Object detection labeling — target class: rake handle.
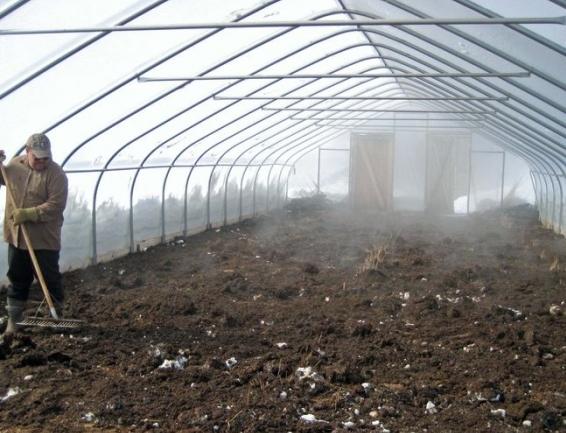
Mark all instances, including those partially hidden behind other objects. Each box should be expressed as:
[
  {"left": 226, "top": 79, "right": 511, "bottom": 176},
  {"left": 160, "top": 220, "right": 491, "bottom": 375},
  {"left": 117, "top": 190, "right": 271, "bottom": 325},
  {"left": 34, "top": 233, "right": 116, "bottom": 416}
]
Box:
[{"left": 0, "top": 163, "right": 59, "bottom": 320}]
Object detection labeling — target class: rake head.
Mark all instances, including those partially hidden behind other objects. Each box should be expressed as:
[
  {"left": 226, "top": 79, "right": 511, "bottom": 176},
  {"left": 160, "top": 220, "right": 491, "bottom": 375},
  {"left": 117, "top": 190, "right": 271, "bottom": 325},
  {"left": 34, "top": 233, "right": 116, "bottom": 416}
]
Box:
[{"left": 17, "top": 316, "right": 84, "bottom": 329}]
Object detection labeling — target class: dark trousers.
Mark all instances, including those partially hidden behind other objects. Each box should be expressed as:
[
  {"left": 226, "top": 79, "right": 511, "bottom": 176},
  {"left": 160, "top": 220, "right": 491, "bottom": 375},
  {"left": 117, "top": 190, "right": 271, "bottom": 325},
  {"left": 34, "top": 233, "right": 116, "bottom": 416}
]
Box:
[{"left": 6, "top": 244, "right": 63, "bottom": 304}]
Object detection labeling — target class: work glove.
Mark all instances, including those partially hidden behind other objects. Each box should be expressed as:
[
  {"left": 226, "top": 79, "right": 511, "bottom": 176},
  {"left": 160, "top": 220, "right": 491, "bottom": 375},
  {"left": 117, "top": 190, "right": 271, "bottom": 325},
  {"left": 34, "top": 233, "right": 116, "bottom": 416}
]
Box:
[{"left": 12, "top": 207, "right": 39, "bottom": 225}]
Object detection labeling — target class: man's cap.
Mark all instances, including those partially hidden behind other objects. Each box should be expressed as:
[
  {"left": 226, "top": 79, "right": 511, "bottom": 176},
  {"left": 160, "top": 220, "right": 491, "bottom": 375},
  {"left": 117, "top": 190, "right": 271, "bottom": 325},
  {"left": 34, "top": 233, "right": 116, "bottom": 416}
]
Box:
[{"left": 26, "top": 133, "right": 51, "bottom": 159}]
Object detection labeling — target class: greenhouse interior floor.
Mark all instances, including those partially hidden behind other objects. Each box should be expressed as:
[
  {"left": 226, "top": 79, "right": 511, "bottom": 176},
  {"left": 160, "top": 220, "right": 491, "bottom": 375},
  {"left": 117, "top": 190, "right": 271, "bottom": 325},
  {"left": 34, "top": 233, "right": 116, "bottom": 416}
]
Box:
[{"left": 0, "top": 198, "right": 564, "bottom": 433}]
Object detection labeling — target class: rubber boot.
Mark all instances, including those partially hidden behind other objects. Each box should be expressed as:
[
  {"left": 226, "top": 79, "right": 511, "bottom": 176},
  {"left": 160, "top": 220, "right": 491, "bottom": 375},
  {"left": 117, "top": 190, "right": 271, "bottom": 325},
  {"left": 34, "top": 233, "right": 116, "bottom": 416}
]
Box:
[{"left": 4, "top": 298, "right": 25, "bottom": 336}]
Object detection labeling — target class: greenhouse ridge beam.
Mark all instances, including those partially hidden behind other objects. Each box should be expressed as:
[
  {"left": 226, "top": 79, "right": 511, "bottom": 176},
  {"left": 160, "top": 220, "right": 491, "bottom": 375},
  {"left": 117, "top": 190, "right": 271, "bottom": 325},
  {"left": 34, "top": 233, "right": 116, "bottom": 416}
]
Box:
[
  {"left": 1, "top": 16, "right": 564, "bottom": 35},
  {"left": 138, "top": 72, "right": 530, "bottom": 81},
  {"left": 324, "top": 125, "right": 478, "bottom": 130},
  {"left": 64, "top": 162, "right": 291, "bottom": 174},
  {"left": 265, "top": 108, "right": 497, "bottom": 114},
  {"left": 292, "top": 116, "right": 487, "bottom": 121},
  {"left": 215, "top": 95, "right": 508, "bottom": 101}
]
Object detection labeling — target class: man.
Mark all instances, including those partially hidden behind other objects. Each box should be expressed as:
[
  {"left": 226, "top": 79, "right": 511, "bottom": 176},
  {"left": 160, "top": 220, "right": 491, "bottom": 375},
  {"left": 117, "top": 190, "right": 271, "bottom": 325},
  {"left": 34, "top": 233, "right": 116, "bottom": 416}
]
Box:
[{"left": 0, "top": 133, "right": 68, "bottom": 337}]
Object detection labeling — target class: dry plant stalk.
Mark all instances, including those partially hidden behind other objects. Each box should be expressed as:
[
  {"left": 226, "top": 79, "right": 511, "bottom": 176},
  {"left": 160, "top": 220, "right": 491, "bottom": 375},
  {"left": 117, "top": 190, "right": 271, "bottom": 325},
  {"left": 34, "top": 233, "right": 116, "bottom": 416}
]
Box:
[{"left": 358, "top": 244, "right": 388, "bottom": 273}]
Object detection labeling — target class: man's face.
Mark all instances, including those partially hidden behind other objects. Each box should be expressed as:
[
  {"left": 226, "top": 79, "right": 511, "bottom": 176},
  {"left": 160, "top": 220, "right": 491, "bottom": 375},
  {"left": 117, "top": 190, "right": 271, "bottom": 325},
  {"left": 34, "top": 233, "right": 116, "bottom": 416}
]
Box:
[{"left": 26, "top": 148, "right": 50, "bottom": 171}]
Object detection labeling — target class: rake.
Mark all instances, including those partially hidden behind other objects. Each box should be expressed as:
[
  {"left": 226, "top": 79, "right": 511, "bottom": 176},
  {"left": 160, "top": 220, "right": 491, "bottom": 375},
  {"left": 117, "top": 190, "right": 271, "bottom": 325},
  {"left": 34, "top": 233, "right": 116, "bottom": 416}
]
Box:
[{"left": 1, "top": 164, "right": 83, "bottom": 330}]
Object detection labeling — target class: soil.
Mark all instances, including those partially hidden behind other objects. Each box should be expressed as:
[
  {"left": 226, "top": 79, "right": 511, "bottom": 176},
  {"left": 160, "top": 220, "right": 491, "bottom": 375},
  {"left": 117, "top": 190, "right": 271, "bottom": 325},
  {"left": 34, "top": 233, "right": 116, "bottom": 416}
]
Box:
[{"left": 0, "top": 199, "right": 564, "bottom": 433}]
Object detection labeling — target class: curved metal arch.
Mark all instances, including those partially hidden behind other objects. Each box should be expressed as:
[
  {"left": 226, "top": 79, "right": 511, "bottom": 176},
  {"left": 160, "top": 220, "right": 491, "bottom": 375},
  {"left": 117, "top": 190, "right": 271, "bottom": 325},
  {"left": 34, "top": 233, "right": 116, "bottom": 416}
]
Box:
[
  {"left": 8, "top": 4, "right": 562, "bottom": 169},
  {"left": 43, "top": 9, "right": 564, "bottom": 256},
  {"left": 466, "top": 116, "right": 562, "bottom": 229},
  {"left": 0, "top": 0, "right": 29, "bottom": 20},
  {"left": 220, "top": 68, "right": 493, "bottom": 224},
  {"left": 346, "top": 30, "right": 566, "bottom": 133},
  {"left": 480, "top": 117, "right": 565, "bottom": 229},
  {"left": 65, "top": 9, "right": 380, "bottom": 258},
  {"left": 62, "top": 14, "right": 564, "bottom": 179},
  {"left": 282, "top": 119, "right": 558, "bottom": 227},
  {"left": 82, "top": 0, "right": 283, "bottom": 261},
  {"left": 336, "top": 0, "right": 408, "bottom": 105},
  {"left": 220, "top": 19, "right": 564, "bottom": 226},
  {"left": 480, "top": 124, "right": 560, "bottom": 229},
  {"left": 205, "top": 40, "right": 565, "bottom": 226},
  {"left": 54, "top": 0, "right": 281, "bottom": 166},
  {"left": 213, "top": 61, "right": 482, "bottom": 225},
  {"left": 217, "top": 47, "right": 565, "bottom": 226},
  {"left": 452, "top": 0, "right": 566, "bottom": 57},
  {"left": 0, "top": 0, "right": 169, "bottom": 101},
  {"left": 251, "top": 127, "right": 347, "bottom": 212},
  {"left": 217, "top": 69, "right": 408, "bottom": 225},
  {"left": 322, "top": 13, "right": 566, "bottom": 131},
  {"left": 266, "top": 77, "right": 566, "bottom": 226},
  {"left": 278, "top": 10, "right": 566, "bottom": 134},
  {"left": 241, "top": 45, "right": 566, "bottom": 171},
  {"left": 130, "top": 8, "right": 367, "bottom": 245},
  {"left": 72, "top": 23, "right": 564, "bottom": 186},
  {"left": 378, "top": 0, "right": 566, "bottom": 96},
  {"left": 333, "top": 35, "right": 566, "bottom": 152}
]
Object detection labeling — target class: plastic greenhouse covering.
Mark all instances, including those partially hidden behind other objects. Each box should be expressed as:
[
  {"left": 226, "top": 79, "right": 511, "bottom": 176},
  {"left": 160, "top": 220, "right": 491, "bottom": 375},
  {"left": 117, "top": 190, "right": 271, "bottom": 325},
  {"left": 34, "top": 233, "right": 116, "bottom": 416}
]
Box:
[{"left": 0, "top": 0, "right": 564, "bottom": 276}]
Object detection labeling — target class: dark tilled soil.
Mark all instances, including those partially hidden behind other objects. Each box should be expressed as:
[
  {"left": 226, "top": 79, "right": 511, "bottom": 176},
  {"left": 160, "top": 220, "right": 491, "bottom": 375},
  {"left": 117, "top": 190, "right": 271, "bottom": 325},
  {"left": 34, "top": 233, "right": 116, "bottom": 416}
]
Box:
[{"left": 0, "top": 201, "right": 564, "bottom": 433}]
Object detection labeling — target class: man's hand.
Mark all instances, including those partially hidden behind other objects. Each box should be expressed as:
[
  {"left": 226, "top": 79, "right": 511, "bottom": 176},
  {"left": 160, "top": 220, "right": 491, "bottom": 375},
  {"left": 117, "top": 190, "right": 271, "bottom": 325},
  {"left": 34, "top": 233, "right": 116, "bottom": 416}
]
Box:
[{"left": 12, "top": 207, "right": 39, "bottom": 225}]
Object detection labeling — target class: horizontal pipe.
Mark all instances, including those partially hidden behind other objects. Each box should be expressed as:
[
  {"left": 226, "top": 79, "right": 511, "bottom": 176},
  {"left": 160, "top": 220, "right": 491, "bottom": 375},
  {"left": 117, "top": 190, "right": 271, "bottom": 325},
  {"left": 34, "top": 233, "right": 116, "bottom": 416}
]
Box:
[
  {"left": 64, "top": 162, "right": 291, "bottom": 174},
  {"left": 317, "top": 121, "right": 481, "bottom": 126},
  {"left": 215, "top": 95, "right": 507, "bottom": 101},
  {"left": 264, "top": 107, "right": 497, "bottom": 114},
  {"left": 292, "top": 116, "right": 486, "bottom": 121},
  {"left": 329, "top": 125, "right": 479, "bottom": 130},
  {"left": 471, "top": 150, "right": 504, "bottom": 154},
  {"left": 1, "top": 17, "right": 564, "bottom": 36},
  {"left": 138, "top": 71, "right": 531, "bottom": 81}
]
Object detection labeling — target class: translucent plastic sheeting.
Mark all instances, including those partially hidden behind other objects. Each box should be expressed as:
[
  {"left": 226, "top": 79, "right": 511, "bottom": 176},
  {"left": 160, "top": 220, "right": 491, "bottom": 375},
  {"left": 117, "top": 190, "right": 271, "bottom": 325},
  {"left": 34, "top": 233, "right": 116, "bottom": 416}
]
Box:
[
  {"left": 471, "top": 0, "right": 566, "bottom": 41},
  {"left": 51, "top": 173, "right": 97, "bottom": 270},
  {"left": 107, "top": 96, "right": 235, "bottom": 168},
  {"left": 426, "top": 132, "right": 470, "bottom": 214},
  {"left": 241, "top": 166, "right": 262, "bottom": 216},
  {"left": 537, "top": 172, "right": 557, "bottom": 230},
  {"left": 225, "top": 166, "right": 246, "bottom": 224},
  {"left": 253, "top": 166, "right": 270, "bottom": 214},
  {"left": 468, "top": 151, "right": 503, "bottom": 212},
  {"left": 208, "top": 167, "right": 231, "bottom": 228},
  {"left": 266, "top": 165, "right": 287, "bottom": 209},
  {"left": 185, "top": 166, "right": 214, "bottom": 233},
  {"left": 91, "top": 171, "right": 135, "bottom": 260},
  {"left": 347, "top": 1, "right": 566, "bottom": 135},
  {"left": 259, "top": 126, "right": 329, "bottom": 166},
  {"left": 472, "top": 134, "right": 535, "bottom": 205},
  {"left": 0, "top": 0, "right": 563, "bottom": 273},
  {"left": 163, "top": 167, "right": 192, "bottom": 237},
  {"left": 181, "top": 108, "right": 276, "bottom": 166},
  {"left": 288, "top": 150, "right": 318, "bottom": 198},
  {"left": 132, "top": 167, "right": 169, "bottom": 246},
  {"left": 318, "top": 149, "right": 350, "bottom": 201},
  {"left": 219, "top": 112, "right": 297, "bottom": 164},
  {"left": 0, "top": 0, "right": 146, "bottom": 89},
  {"left": 393, "top": 131, "right": 427, "bottom": 211}
]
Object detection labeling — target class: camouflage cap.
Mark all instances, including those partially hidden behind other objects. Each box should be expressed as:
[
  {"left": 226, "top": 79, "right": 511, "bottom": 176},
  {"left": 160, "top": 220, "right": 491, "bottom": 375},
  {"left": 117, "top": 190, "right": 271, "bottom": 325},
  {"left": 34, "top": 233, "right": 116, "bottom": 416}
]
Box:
[{"left": 26, "top": 133, "right": 51, "bottom": 159}]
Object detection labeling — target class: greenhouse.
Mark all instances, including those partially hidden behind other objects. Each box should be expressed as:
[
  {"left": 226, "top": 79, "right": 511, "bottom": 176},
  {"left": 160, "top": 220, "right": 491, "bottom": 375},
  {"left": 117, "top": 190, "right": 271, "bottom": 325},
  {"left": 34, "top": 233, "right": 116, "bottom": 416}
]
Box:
[{"left": 0, "top": 1, "right": 564, "bottom": 432}]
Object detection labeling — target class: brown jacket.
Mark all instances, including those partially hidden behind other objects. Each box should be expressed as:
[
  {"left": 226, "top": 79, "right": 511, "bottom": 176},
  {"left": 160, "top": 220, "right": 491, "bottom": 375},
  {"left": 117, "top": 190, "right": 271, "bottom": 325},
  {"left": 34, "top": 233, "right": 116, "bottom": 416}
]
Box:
[{"left": 1, "top": 156, "right": 68, "bottom": 251}]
